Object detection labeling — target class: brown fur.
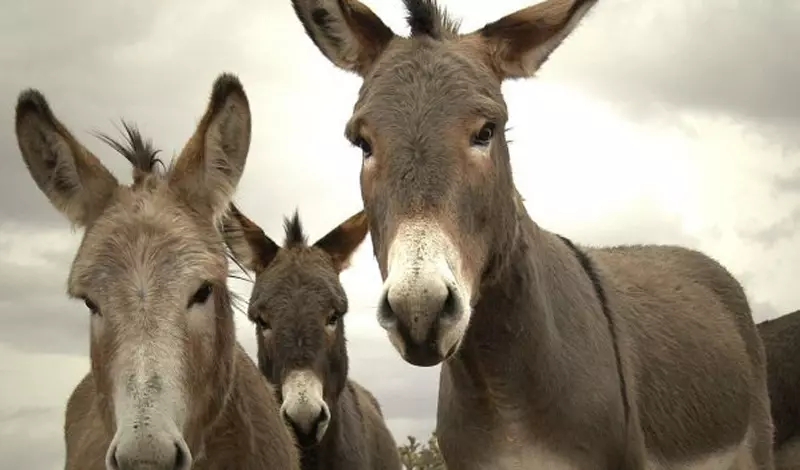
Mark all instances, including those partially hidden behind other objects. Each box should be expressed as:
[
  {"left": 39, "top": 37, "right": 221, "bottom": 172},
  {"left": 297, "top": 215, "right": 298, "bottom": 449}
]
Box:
[
  {"left": 290, "top": 0, "right": 775, "bottom": 468},
  {"left": 759, "top": 311, "right": 800, "bottom": 470},
  {"left": 14, "top": 74, "right": 299, "bottom": 470},
  {"left": 223, "top": 206, "right": 401, "bottom": 470}
]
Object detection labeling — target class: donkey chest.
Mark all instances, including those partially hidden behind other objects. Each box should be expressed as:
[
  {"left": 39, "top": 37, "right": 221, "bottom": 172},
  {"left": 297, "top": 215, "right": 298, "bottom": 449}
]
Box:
[
  {"left": 449, "top": 421, "right": 581, "bottom": 470},
  {"left": 479, "top": 445, "right": 577, "bottom": 470}
]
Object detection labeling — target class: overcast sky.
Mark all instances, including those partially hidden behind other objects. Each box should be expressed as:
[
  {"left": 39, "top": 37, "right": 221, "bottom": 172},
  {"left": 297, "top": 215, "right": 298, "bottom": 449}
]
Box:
[{"left": 1, "top": 0, "right": 798, "bottom": 468}]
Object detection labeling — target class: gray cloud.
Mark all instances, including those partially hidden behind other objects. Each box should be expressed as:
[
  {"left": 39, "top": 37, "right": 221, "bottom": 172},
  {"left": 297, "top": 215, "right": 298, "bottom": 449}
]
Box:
[
  {"left": 0, "top": 406, "right": 65, "bottom": 468},
  {"left": 547, "top": 0, "right": 800, "bottom": 125}
]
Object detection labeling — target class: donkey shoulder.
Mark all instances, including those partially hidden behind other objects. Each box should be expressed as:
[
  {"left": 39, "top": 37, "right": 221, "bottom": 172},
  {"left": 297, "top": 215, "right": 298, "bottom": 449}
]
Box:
[
  {"left": 343, "top": 379, "right": 402, "bottom": 468},
  {"left": 348, "top": 379, "right": 385, "bottom": 418}
]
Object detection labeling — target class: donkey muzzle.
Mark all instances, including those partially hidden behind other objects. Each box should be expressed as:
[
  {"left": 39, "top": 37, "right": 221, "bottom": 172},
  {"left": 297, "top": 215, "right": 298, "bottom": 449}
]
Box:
[{"left": 280, "top": 369, "right": 331, "bottom": 446}]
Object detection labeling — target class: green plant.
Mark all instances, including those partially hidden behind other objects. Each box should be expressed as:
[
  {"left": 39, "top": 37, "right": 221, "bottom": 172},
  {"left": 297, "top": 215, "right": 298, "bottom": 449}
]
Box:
[{"left": 398, "top": 432, "right": 446, "bottom": 469}]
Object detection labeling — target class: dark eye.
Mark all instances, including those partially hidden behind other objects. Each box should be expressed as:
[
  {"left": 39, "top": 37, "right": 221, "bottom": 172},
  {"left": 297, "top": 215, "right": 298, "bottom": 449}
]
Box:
[
  {"left": 354, "top": 137, "right": 373, "bottom": 158},
  {"left": 84, "top": 298, "right": 100, "bottom": 316},
  {"left": 188, "top": 282, "right": 213, "bottom": 308},
  {"left": 326, "top": 310, "right": 342, "bottom": 327},
  {"left": 254, "top": 317, "right": 272, "bottom": 331},
  {"left": 471, "top": 122, "right": 496, "bottom": 146}
]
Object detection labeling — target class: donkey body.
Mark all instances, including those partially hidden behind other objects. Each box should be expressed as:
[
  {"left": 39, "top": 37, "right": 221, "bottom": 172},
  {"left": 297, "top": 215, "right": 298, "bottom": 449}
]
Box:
[
  {"left": 14, "top": 74, "right": 299, "bottom": 470},
  {"left": 224, "top": 207, "right": 401, "bottom": 470},
  {"left": 290, "top": 0, "right": 774, "bottom": 468},
  {"left": 759, "top": 310, "right": 800, "bottom": 470}
]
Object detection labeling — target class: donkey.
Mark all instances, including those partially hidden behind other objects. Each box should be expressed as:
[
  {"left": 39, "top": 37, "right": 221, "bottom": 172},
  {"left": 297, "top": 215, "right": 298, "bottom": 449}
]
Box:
[
  {"left": 14, "top": 73, "right": 300, "bottom": 470},
  {"left": 223, "top": 205, "right": 402, "bottom": 470},
  {"left": 290, "top": 0, "right": 775, "bottom": 468},
  {"left": 759, "top": 310, "right": 800, "bottom": 470}
]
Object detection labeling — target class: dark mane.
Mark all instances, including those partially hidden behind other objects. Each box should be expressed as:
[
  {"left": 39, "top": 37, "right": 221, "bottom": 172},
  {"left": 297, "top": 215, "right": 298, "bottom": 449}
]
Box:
[
  {"left": 94, "top": 120, "right": 163, "bottom": 179},
  {"left": 283, "top": 210, "right": 308, "bottom": 246},
  {"left": 403, "top": 0, "right": 460, "bottom": 39}
]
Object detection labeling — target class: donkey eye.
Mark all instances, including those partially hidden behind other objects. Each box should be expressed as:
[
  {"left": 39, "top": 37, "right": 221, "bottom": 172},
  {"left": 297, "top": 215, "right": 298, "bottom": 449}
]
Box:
[
  {"left": 353, "top": 137, "right": 373, "bottom": 159},
  {"left": 254, "top": 317, "right": 271, "bottom": 331},
  {"left": 326, "top": 310, "right": 342, "bottom": 327},
  {"left": 84, "top": 298, "right": 100, "bottom": 316},
  {"left": 471, "top": 122, "right": 496, "bottom": 147},
  {"left": 189, "top": 282, "right": 213, "bottom": 307}
]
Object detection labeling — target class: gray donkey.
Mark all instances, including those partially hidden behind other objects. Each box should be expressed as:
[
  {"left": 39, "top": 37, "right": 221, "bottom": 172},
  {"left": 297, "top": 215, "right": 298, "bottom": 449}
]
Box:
[
  {"left": 14, "top": 74, "right": 300, "bottom": 470},
  {"left": 289, "top": 0, "right": 774, "bottom": 468},
  {"left": 759, "top": 310, "right": 800, "bottom": 470},
  {"left": 224, "top": 205, "right": 402, "bottom": 470}
]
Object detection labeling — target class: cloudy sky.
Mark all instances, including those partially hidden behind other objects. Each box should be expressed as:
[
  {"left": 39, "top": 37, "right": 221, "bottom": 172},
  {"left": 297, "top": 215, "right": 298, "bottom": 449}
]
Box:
[{"left": 1, "top": 0, "right": 798, "bottom": 467}]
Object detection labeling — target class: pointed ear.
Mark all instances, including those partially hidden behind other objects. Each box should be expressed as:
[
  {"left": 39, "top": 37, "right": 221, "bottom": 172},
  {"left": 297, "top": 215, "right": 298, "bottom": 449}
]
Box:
[
  {"left": 222, "top": 204, "right": 280, "bottom": 274},
  {"left": 469, "top": 0, "right": 597, "bottom": 80},
  {"left": 291, "top": 0, "right": 397, "bottom": 76},
  {"left": 15, "top": 89, "right": 119, "bottom": 227},
  {"left": 169, "top": 73, "right": 251, "bottom": 222},
  {"left": 313, "top": 210, "right": 369, "bottom": 272}
]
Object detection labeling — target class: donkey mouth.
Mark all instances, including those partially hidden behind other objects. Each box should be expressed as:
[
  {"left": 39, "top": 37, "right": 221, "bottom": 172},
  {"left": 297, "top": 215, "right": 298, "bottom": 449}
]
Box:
[
  {"left": 403, "top": 340, "right": 446, "bottom": 367},
  {"left": 442, "top": 340, "right": 461, "bottom": 362}
]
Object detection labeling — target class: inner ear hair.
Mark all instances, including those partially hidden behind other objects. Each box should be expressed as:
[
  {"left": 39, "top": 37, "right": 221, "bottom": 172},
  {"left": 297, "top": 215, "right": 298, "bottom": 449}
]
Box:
[{"left": 222, "top": 204, "right": 279, "bottom": 274}]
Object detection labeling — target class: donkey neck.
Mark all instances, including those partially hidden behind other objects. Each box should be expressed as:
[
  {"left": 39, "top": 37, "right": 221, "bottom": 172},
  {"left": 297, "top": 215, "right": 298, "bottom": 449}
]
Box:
[
  {"left": 447, "top": 212, "right": 607, "bottom": 419},
  {"left": 193, "top": 348, "right": 273, "bottom": 469}
]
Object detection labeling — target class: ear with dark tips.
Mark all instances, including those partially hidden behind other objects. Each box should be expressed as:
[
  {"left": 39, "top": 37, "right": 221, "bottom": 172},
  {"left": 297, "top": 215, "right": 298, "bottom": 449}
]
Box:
[
  {"left": 207, "top": 73, "right": 248, "bottom": 115},
  {"left": 471, "top": 0, "right": 598, "bottom": 80},
  {"left": 292, "top": 0, "right": 397, "bottom": 76},
  {"left": 15, "top": 88, "right": 119, "bottom": 227},
  {"left": 314, "top": 210, "right": 369, "bottom": 272},
  {"left": 223, "top": 204, "right": 280, "bottom": 274},
  {"left": 170, "top": 72, "right": 252, "bottom": 222}
]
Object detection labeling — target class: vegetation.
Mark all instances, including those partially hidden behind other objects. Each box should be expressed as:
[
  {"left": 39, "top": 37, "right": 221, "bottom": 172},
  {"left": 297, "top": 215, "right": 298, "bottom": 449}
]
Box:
[{"left": 398, "top": 432, "right": 446, "bottom": 469}]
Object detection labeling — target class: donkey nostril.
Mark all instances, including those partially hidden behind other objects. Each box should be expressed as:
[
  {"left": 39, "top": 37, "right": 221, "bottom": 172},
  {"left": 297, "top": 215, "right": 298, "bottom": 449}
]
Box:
[
  {"left": 377, "top": 290, "right": 397, "bottom": 328},
  {"left": 440, "top": 284, "right": 458, "bottom": 319},
  {"left": 173, "top": 442, "right": 190, "bottom": 470},
  {"left": 318, "top": 405, "right": 331, "bottom": 425},
  {"left": 106, "top": 444, "right": 120, "bottom": 470}
]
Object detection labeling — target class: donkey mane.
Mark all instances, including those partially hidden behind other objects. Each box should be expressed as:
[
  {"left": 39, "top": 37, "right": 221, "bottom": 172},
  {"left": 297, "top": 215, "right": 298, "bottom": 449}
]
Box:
[
  {"left": 94, "top": 120, "right": 164, "bottom": 182},
  {"left": 403, "top": 0, "right": 460, "bottom": 39},
  {"left": 283, "top": 210, "right": 308, "bottom": 247}
]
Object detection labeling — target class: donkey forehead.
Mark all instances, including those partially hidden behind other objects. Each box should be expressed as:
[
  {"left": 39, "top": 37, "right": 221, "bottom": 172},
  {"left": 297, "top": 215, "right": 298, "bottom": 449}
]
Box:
[
  {"left": 252, "top": 255, "right": 346, "bottom": 315},
  {"left": 68, "top": 190, "right": 225, "bottom": 293},
  {"left": 355, "top": 41, "right": 505, "bottom": 120}
]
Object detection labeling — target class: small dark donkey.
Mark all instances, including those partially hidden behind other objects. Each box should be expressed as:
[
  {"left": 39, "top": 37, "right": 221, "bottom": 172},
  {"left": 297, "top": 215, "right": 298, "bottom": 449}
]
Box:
[
  {"left": 759, "top": 310, "right": 800, "bottom": 470},
  {"left": 224, "top": 205, "right": 402, "bottom": 470}
]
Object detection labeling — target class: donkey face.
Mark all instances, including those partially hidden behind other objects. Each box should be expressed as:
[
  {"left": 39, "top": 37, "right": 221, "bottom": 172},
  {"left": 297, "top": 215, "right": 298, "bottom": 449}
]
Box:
[
  {"left": 291, "top": 0, "right": 598, "bottom": 366},
  {"left": 224, "top": 207, "right": 368, "bottom": 447},
  {"left": 14, "top": 74, "right": 251, "bottom": 470}
]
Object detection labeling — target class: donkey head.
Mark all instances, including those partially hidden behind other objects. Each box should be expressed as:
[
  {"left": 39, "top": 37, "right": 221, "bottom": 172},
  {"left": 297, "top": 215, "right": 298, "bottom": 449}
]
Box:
[
  {"left": 224, "top": 206, "right": 368, "bottom": 446},
  {"left": 291, "top": 0, "right": 598, "bottom": 366},
  {"left": 15, "top": 73, "right": 251, "bottom": 470}
]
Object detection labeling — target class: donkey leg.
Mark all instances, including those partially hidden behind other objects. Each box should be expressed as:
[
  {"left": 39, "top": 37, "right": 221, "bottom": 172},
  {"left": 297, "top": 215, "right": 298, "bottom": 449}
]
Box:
[
  {"left": 775, "top": 436, "right": 800, "bottom": 470},
  {"left": 751, "top": 381, "right": 776, "bottom": 469},
  {"left": 733, "top": 422, "right": 775, "bottom": 470}
]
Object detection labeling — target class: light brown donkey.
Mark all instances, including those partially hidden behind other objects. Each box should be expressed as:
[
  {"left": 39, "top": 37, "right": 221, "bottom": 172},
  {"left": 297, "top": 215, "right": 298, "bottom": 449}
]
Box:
[
  {"left": 223, "top": 206, "right": 402, "bottom": 470},
  {"left": 759, "top": 311, "right": 800, "bottom": 470},
  {"left": 14, "top": 74, "right": 300, "bottom": 470},
  {"left": 290, "top": 0, "right": 774, "bottom": 468}
]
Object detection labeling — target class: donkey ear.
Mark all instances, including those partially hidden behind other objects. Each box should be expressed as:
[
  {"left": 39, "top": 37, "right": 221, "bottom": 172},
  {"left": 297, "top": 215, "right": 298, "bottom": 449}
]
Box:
[
  {"left": 170, "top": 73, "right": 251, "bottom": 222},
  {"left": 469, "top": 0, "right": 597, "bottom": 80},
  {"left": 313, "top": 210, "right": 369, "bottom": 272},
  {"left": 222, "top": 204, "right": 280, "bottom": 274},
  {"left": 291, "top": 0, "right": 397, "bottom": 76},
  {"left": 15, "top": 90, "right": 119, "bottom": 227}
]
